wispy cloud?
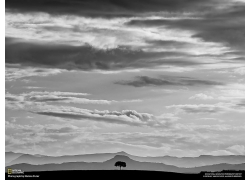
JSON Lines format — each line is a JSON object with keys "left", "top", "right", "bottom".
{"left": 5, "top": 92, "right": 112, "bottom": 106}
{"left": 5, "top": 65, "right": 62, "bottom": 81}
{"left": 126, "top": 4, "right": 245, "bottom": 51}
{"left": 115, "top": 76, "right": 224, "bottom": 87}
{"left": 165, "top": 102, "right": 244, "bottom": 114}
{"left": 25, "top": 91, "right": 90, "bottom": 96}
{"left": 31, "top": 106, "right": 178, "bottom": 127}
{"left": 189, "top": 93, "right": 214, "bottom": 100}
{"left": 5, "top": 91, "right": 142, "bottom": 107}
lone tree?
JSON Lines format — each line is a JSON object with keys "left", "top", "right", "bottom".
{"left": 115, "top": 161, "right": 126, "bottom": 170}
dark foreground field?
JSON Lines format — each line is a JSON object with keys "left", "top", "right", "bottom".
{"left": 6, "top": 170, "right": 245, "bottom": 180}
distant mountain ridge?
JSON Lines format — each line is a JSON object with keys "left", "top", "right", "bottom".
{"left": 6, "top": 151, "right": 245, "bottom": 168}
{"left": 6, "top": 155, "right": 245, "bottom": 173}
{"left": 5, "top": 152, "right": 23, "bottom": 164}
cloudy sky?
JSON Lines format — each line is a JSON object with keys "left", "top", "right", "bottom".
{"left": 5, "top": 0, "right": 245, "bottom": 157}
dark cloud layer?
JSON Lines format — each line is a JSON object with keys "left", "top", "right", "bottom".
{"left": 6, "top": 37, "right": 203, "bottom": 71}
{"left": 127, "top": 5, "right": 245, "bottom": 50}
{"left": 5, "top": 1, "right": 244, "bottom": 70}
{"left": 6, "top": 0, "right": 228, "bottom": 18}
{"left": 115, "top": 76, "right": 224, "bottom": 87}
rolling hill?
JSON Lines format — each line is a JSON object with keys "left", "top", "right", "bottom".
{"left": 5, "top": 155, "right": 245, "bottom": 173}
{"left": 6, "top": 151, "right": 245, "bottom": 168}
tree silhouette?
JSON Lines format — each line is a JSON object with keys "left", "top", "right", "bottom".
{"left": 115, "top": 161, "right": 126, "bottom": 170}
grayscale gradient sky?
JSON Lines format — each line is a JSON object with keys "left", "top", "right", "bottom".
{"left": 5, "top": 0, "right": 245, "bottom": 157}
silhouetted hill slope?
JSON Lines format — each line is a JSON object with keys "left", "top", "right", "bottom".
{"left": 6, "top": 151, "right": 245, "bottom": 168}
{"left": 6, "top": 155, "right": 245, "bottom": 173}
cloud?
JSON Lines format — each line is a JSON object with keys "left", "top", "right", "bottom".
{"left": 6, "top": 135, "right": 56, "bottom": 147}
{"left": 6, "top": 0, "right": 233, "bottom": 18}
{"left": 216, "top": 67, "right": 245, "bottom": 75}
{"left": 208, "top": 83, "right": 245, "bottom": 102}
{"left": 233, "top": 67, "right": 245, "bottom": 75}
{"left": 206, "top": 150, "right": 235, "bottom": 156}
{"left": 5, "top": 92, "right": 109, "bottom": 111}
{"left": 20, "top": 91, "right": 110, "bottom": 104}
{"left": 115, "top": 76, "right": 224, "bottom": 87}
{"left": 9, "top": 35, "right": 232, "bottom": 74}
{"left": 27, "top": 95, "right": 142, "bottom": 104}
{"left": 5, "top": 1, "right": 244, "bottom": 75}
{"left": 165, "top": 102, "right": 244, "bottom": 114}
{"left": 116, "top": 76, "right": 176, "bottom": 87}
{"left": 6, "top": 121, "right": 79, "bottom": 134}
{"left": 189, "top": 93, "right": 214, "bottom": 100}
{"left": 31, "top": 106, "right": 177, "bottom": 127}
{"left": 5, "top": 92, "right": 142, "bottom": 108}
{"left": 24, "top": 87, "right": 43, "bottom": 89}
{"left": 5, "top": 64, "right": 62, "bottom": 81}
{"left": 5, "top": 94, "right": 106, "bottom": 110}
{"left": 26, "top": 91, "right": 90, "bottom": 97}
{"left": 101, "top": 132, "right": 195, "bottom": 149}
{"left": 100, "top": 123, "right": 244, "bottom": 156}
{"left": 235, "top": 99, "right": 245, "bottom": 107}
{"left": 5, "top": 91, "right": 176, "bottom": 128}
{"left": 6, "top": 116, "right": 244, "bottom": 156}
{"left": 207, "top": 145, "right": 245, "bottom": 156}
{"left": 226, "top": 145, "right": 245, "bottom": 155}
{"left": 5, "top": 93, "right": 25, "bottom": 102}
{"left": 7, "top": 37, "right": 206, "bottom": 71}
{"left": 5, "top": 121, "right": 87, "bottom": 150}
{"left": 27, "top": 95, "right": 112, "bottom": 104}
{"left": 6, "top": 9, "right": 241, "bottom": 72}
{"left": 6, "top": 4, "right": 243, "bottom": 72}
{"left": 173, "top": 123, "right": 244, "bottom": 133}
{"left": 126, "top": 4, "right": 245, "bottom": 51}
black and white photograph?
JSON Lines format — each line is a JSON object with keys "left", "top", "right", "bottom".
{"left": 4, "top": 0, "right": 246, "bottom": 179}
